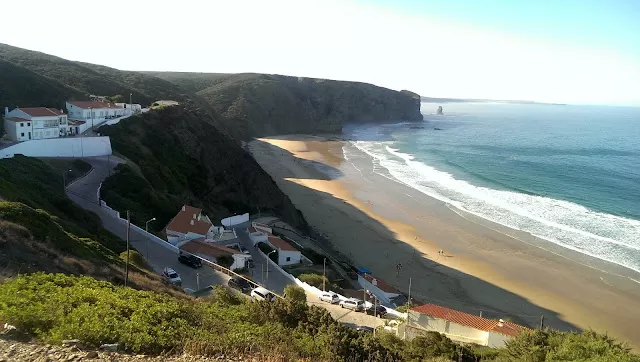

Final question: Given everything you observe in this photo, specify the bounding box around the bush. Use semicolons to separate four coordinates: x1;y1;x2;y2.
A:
298;273;329;289
120;250;150;270
216;255;234;269
302;247;328;265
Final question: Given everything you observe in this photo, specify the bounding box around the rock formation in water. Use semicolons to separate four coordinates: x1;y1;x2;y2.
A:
437;106;443;115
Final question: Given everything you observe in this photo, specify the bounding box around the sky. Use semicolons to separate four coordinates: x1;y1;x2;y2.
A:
1;0;639;106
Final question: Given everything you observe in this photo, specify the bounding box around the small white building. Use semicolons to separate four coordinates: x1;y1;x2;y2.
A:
247;227;269;245
266;236;302;266
115;103;142;114
178;238;251;270
403;304;530;348
165;205;217;245
66;101;126;130
357;273;402;306
3;107;69;142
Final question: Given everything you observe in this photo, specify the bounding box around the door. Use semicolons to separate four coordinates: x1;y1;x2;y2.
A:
28;132;31;140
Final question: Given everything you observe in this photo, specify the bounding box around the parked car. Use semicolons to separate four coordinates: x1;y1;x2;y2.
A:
356;326;374;333
318;292;340;304
250;287;275;302
239;245;250;254
178;254;202;268
162;267;182;285
339;299;365;311
228;276;252;293
365;305;387;317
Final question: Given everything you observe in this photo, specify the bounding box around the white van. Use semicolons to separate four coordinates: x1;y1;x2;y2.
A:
250;287;275;302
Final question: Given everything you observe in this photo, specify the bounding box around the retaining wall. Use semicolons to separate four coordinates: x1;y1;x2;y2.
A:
0;136;112;159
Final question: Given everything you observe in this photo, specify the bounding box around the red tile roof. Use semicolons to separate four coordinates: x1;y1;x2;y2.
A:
67;101;122;109
363;274;400;294
410;304;530;337
165;205;212;236
3;117;28;122
18;107;64;117
267;236;298;252
180;239;241;258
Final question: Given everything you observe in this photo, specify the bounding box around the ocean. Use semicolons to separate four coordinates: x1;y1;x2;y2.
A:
344;102;640;274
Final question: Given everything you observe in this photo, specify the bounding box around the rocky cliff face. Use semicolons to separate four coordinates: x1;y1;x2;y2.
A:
152;73;423;140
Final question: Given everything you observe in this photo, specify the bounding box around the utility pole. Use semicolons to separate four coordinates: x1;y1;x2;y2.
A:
130;93;133;115
89;107;93;133
540;315;544;329
480;311;483;318
125;210;131;287
407;277;412;308
323;258;326;291
196;272;200;290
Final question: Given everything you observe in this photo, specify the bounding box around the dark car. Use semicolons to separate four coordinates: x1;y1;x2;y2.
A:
365;305;387;317
178;254;202;268
356;326;374;333
228;277;252;293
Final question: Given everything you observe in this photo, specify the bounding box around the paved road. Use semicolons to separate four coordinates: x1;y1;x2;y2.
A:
234;225;294;295
65;156;230;291
306;291;389;329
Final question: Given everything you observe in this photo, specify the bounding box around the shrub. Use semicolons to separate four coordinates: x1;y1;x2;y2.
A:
216;255;234;269
120;250;150;270
298;273;329;289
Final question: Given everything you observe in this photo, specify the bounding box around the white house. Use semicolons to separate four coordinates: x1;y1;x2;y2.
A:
165;205;217;245
115;103;142;114
403;304;530;348
266;236;302;266
66;101;126;130
3;107;69;142
247;227;269;245
357;273;402;305
178;238;252;270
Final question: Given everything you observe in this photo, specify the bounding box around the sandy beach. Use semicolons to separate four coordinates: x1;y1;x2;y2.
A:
249;134;640;348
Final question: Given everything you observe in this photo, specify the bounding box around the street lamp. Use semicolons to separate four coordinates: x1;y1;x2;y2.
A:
266;250;276;288
130;93;133;115
62;168;72;189
145;217;156;260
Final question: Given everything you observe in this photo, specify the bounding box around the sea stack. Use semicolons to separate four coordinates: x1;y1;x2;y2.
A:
436;106;443;115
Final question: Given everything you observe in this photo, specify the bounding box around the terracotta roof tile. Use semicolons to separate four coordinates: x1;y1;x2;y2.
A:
18;107;64;117
267;236;298;252
166;205;212;235
67;101;123;109
363;274;400;294
410;304;530;337
180;239;241;258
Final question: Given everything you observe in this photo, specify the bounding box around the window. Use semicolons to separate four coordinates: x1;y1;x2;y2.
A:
27;122;30;127
20;133;24;137
20;123;24;127
286;257;291;262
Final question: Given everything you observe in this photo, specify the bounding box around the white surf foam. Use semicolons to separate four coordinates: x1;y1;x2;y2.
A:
349;140;640;274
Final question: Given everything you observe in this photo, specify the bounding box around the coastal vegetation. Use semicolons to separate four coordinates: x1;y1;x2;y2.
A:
2;274;638;361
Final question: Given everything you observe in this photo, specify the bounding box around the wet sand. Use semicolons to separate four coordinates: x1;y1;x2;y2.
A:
249;135;640;348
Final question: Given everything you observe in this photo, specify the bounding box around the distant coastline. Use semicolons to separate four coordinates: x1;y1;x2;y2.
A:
421;96;567;106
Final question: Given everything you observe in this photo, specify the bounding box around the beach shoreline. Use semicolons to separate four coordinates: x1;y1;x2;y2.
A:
248;134;640;348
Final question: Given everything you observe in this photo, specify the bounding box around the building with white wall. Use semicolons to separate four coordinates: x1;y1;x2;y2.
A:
357;273;402;305
266;236;302;266
165;205;216;245
3;107;69;141
66;101;125;130
178;238;251;270
404;304;530;347
115;103;142;114
247;227;269;245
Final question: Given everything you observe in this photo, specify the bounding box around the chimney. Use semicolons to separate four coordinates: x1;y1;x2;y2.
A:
193;213;197;219
190;220;194;225
4;107;8;116
182;205;185;211
498;319;504;327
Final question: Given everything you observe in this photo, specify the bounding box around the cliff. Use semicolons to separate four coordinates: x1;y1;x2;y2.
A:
149;72;424;140
98;105;307;231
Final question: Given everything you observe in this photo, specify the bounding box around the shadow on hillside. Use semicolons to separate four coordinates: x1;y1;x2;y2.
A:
251;140;583;334
249;139;344;180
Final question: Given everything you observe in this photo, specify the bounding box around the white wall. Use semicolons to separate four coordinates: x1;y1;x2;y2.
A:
248;230;268;245
487;331;512;348
3;120;19;141
357;274;397;305
278;249;302;266
0;136;112;159
221;213;249;228
406;311;489;345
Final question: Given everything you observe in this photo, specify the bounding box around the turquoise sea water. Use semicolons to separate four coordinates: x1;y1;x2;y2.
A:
344;102;640;273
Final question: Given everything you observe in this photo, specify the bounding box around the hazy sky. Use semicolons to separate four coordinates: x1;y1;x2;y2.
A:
2;0;639;105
